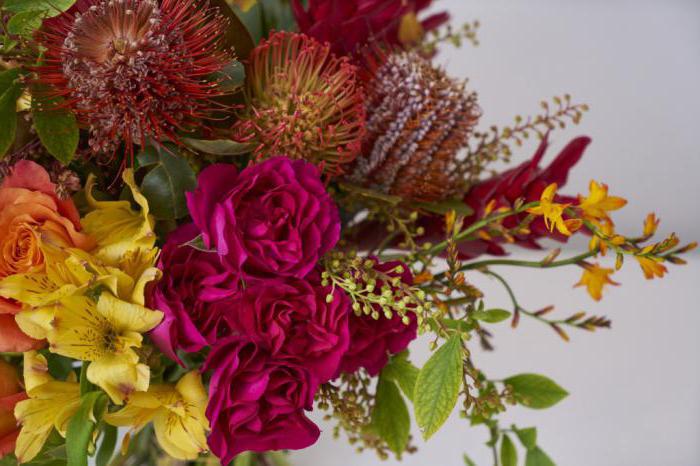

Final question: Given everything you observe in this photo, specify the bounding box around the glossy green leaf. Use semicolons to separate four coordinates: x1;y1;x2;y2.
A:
472;309;511;324
414;335;463;439
182;137;254;155
515;427;537;450
214;60;247;93
372;375;410;456
209;0;255;59
32;92;79;164
0;68;22;158
383;355;419;402
65;391;108;466
137;145;197;220
2;0;76;16
525;447;556;466
7;10;46;37
505;374;569;409
500;434;518;466
95;424;117;466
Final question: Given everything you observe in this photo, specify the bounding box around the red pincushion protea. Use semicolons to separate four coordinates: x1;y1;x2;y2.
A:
233;31;365;176
35;0;232;159
292;0;449;56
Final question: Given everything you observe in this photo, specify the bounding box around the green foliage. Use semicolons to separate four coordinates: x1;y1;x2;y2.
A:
234;0;297;43
414;335;463;439
66;391;108;466
504;374;568;409
413;198;474;217
6;10;46;37
213;60;247;94
32;91;79;164
209;0;255;59
0;68;23;158
95;424;117;466
2;0;76;15
372;374;411;456
472;308;511;323
500;434;518;466
515;426;537;450
137;144;198;220
182;137;254;156
382;353;419;402
525;447;556;466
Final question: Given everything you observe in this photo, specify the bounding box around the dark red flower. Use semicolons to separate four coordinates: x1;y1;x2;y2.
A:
292;0;449;56
339;259;418;376
36;0;232;158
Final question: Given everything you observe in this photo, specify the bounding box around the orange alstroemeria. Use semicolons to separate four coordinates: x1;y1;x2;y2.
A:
643;213;660;237
636;256;667;280
575;263;619;301
578;180;627;222
0;359;26;459
527;183;581;236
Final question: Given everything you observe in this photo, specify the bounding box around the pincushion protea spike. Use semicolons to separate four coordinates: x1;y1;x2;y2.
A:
35;0;233;161
232;31;365;176
348;50;481;202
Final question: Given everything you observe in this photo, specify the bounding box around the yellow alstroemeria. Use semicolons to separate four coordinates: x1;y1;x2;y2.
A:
636;256;667;280
527;183;581;236
14;352;81;463
104;371;210;460
578;180;627;222
575;263;619;301
82;169;156;267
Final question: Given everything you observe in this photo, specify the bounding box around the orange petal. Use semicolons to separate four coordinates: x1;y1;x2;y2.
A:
0;314;44;353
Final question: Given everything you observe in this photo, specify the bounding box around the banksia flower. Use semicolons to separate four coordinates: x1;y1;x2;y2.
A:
233;31;365;176
35;0;233;160
349;51;480;202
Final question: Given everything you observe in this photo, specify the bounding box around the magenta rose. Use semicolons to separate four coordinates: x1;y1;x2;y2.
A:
149;223;239;363
186;157;341;279
205;337;320;462
340;259;418;376
224;277;350;383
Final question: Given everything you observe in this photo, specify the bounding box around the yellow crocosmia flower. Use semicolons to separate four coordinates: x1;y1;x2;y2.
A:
636;256;667;280
398;12;424;44
527;183;580;236
48;293;162;404
578;180;627;222
82;170;156;266
104;371;210;460
643;213;659;237
14;352;81;463
589;220;614;256
230;0;257;12
575;263;619;301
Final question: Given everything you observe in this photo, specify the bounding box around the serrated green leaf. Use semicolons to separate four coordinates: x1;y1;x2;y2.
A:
382;355;419;402
0;69;22;159
32;91;79;164
515;427;537;450
505;374;568;409
95;424;117;466
525;447;556;466
414;335;463;439
501;434;518;466
472;309;511;324
182;137;253;155
137;145;197;220
2;0;76;16
66;391;108;466
7;10;46;36
372;375;410;456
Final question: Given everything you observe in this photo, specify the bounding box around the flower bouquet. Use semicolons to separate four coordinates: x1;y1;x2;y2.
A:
0;0;693;465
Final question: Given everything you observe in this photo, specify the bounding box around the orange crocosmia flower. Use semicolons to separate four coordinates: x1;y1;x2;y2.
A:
527;183;580;236
636;256;667;280
589;220;614;256
0;161;95;352
0;358;26;459
578;180;627;221
643;213;660;237
575;263;619;301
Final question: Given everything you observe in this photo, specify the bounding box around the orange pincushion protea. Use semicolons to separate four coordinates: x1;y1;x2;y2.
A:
233;31;366;176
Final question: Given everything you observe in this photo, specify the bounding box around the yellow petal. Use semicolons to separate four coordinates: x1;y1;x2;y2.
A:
176;372;208;408
15;305;58;340
97;292;163;334
87;355;150;405
22;351;52;393
152;410;205;460
14;423;52;463
541;183;558;203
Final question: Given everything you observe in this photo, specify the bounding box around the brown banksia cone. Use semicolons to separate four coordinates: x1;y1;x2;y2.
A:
349;50;481;202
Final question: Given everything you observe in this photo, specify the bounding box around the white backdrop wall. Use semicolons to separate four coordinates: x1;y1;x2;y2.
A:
291;1;700;465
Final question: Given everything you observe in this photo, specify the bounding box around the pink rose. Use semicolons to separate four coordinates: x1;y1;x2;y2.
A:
340;259;418;376
186;157;340;280
224;277;350;383
149;223;239;363
205;337;320;463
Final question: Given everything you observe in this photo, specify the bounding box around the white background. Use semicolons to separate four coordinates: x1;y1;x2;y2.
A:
291;1;700;465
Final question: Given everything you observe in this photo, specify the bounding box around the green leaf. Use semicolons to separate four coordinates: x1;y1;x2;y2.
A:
78;362;91;395
413;198;474;217
7;9;46;37
504;374;569;409
182;137;254;155
0;68;22;158
440;318;475;333
414;335;463;439
214;60;247;94
32;91;79;164
181;234;216;253
382;354;419;402
233;452;254;466
372;375;410;456
65;391;108;466
137;144;197;220
208;0;255;59
472;309;511;324
525;447;556;466
515;427;537;450
500;434;518;466
95;424;117;466
2;0;76;16
462;454;477;466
